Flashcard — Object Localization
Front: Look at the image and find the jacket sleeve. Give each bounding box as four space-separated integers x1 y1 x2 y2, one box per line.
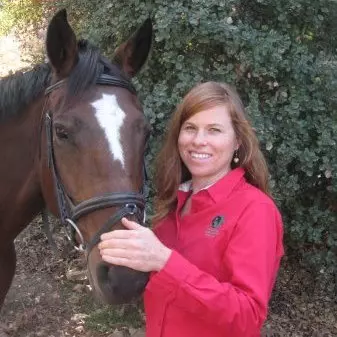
146 202 284 335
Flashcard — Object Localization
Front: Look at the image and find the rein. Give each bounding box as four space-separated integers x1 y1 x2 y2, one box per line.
43 74 147 255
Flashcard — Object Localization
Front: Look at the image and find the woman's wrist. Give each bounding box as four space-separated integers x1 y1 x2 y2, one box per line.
155 246 172 271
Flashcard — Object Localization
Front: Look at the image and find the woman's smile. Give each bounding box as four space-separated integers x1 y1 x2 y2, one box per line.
189 151 212 160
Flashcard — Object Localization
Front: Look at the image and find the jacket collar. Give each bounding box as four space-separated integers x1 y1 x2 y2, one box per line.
178 167 246 204
206 167 245 203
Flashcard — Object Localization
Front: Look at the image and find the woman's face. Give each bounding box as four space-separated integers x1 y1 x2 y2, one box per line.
178 104 239 191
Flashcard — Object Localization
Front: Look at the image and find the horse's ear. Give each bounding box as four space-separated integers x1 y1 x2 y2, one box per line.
46 9 78 77
113 18 153 78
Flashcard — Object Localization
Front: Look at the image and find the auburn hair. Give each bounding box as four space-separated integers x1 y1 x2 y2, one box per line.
152 81 270 223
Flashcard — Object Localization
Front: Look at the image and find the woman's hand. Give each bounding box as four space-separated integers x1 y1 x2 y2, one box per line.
98 217 172 272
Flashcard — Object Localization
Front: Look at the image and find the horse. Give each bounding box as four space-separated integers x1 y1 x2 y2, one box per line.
0 8 153 318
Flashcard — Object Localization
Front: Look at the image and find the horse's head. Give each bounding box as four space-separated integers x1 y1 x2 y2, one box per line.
39 10 152 304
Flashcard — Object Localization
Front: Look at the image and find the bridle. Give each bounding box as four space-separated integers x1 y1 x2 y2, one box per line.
43 73 147 255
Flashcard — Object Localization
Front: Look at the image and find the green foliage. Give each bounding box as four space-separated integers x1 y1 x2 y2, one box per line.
56 0 336 276
0 0 50 66
0 0 43 36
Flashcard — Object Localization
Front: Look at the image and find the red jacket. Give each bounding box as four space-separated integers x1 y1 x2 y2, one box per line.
144 168 284 337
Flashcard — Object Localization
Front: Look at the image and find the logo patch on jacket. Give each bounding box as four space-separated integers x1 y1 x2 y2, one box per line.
205 215 225 237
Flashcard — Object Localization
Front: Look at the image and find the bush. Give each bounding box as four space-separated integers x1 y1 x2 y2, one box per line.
0 0 41 36
55 0 337 278
0 0 51 65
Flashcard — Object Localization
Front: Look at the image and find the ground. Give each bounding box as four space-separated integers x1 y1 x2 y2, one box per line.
1 216 146 337
1 35 336 337
1 215 336 337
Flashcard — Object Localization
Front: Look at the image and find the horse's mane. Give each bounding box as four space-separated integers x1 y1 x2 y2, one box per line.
0 40 126 123
0 63 51 122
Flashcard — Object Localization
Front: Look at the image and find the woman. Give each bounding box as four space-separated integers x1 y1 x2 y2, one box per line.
98 82 284 337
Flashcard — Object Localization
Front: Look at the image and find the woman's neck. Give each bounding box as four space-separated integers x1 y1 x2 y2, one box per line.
191 168 231 194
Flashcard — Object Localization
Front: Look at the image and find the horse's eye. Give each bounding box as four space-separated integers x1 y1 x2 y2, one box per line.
55 125 69 140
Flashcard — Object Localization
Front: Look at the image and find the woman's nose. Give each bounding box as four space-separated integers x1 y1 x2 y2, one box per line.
192 130 207 146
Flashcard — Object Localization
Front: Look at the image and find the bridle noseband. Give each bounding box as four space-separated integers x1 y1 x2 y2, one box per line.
43 74 147 255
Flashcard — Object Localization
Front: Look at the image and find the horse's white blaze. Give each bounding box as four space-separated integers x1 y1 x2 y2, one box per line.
91 94 125 167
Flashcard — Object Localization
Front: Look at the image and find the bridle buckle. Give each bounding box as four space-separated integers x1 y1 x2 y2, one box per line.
126 203 138 215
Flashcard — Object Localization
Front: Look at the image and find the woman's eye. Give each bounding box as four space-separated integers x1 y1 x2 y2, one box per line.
209 127 221 133
55 126 69 140
184 125 195 131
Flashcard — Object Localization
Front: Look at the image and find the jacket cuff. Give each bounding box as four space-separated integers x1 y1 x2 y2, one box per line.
146 250 192 292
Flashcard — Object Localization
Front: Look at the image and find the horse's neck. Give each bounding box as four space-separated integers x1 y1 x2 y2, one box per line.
0 98 45 240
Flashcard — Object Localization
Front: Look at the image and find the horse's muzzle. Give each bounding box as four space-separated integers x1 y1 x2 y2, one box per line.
96 262 149 304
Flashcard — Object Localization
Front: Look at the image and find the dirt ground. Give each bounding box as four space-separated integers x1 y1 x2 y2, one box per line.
1 216 146 337
1 215 336 337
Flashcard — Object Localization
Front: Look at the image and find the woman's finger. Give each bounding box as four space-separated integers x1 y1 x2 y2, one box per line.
98 237 138 250
100 228 136 241
121 217 142 230
100 247 131 258
101 254 148 272
101 255 131 267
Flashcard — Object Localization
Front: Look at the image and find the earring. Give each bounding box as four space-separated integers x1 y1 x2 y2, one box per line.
233 150 239 164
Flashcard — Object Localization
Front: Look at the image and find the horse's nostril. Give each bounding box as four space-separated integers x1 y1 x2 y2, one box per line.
97 262 108 281
97 263 114 286
97 262 121 292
